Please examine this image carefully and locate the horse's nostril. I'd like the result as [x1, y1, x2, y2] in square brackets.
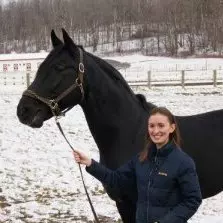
[17, 105, 29, 118]
[21, 106, 28, 114]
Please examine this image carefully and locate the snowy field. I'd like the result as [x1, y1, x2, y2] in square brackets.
[0, 55, 223, 223]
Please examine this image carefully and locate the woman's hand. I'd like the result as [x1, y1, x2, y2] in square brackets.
[73, 150, 92, 167]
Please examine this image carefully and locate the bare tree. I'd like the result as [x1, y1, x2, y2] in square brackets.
[1, 0, 223, 55]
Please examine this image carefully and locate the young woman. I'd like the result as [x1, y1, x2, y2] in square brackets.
[73, 107, 202, 223]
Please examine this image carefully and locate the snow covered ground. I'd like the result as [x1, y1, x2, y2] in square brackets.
[0, 55, 223, 222]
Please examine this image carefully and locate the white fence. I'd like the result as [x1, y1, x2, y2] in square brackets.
[126, 69, 223, 88]
[0, 72, 36, 88]
[0, 54, 44, 88]
[0, 69, 223, 88]
[1, 54, 223, 88]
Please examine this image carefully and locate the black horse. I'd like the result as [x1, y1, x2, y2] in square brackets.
[17, 29, 223, 222]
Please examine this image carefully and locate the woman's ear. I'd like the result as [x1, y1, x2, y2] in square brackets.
[170, 123, 176, 133]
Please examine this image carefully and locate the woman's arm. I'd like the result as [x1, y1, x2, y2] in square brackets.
[73, 150, 136, 190]
[158, 156, 202, 223]
[86, 158, 136, 190]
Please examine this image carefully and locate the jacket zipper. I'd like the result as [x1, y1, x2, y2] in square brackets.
[147, 150, 158, 222]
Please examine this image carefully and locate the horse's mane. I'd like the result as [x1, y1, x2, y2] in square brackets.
[82, 48, 157, 112]
[84, 50, 135, 95]
[135, 94, 156, 112]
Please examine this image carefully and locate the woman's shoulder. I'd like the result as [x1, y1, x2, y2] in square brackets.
[173, 147, 196, 170]
[124, 154, 140, 166]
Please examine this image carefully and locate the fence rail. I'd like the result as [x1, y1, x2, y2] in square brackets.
[127, 69, 223, 88]
[0, 69, 223, 88]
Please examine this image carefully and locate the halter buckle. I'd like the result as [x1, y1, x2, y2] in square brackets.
[49, 100, 58, 110]
[75, 78, 82, 86]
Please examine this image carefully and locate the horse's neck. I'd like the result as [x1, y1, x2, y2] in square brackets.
[82, 54, 141, 120]
[80, 55, 150, 167]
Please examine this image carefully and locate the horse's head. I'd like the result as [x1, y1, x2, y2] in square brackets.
[17, 29, 86, 128]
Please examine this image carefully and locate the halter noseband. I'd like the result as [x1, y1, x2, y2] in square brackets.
[23, 48, 85, 118]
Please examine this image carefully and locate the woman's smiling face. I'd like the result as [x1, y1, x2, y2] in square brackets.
[148, 113, 176, 149]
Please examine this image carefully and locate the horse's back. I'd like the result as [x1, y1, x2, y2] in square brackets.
[176, 109, 223, 198]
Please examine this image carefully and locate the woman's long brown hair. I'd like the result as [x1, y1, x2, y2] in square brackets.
[139, 107, 181, 162]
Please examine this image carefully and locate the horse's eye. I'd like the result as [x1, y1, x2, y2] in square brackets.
[55, 63, 66, 71]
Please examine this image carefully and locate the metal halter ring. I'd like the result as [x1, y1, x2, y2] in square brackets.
[79, 63, 85, 73]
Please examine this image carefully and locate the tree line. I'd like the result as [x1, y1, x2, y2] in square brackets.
[1, 0, 223, 56]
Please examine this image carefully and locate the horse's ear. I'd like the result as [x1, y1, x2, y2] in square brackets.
[62, 29, 77, 47]
[51, 30, 63, 48]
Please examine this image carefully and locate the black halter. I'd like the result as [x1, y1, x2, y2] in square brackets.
[23, 47, 85, 118]
[22, 47, 100, 222]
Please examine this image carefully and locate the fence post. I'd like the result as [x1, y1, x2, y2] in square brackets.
[181, 70, 185, 88]
[148, 71, 151, 89]
[213, 70, 217, 87]
[26, 73, 30, 88]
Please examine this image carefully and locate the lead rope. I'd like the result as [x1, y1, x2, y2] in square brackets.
[23, 47, 99, 221]
[55, 118, 100, 223]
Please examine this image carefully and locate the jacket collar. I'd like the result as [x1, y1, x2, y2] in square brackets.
[149, 140, 176, 158]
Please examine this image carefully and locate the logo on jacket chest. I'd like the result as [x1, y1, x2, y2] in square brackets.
[158, 171, 168, 176]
